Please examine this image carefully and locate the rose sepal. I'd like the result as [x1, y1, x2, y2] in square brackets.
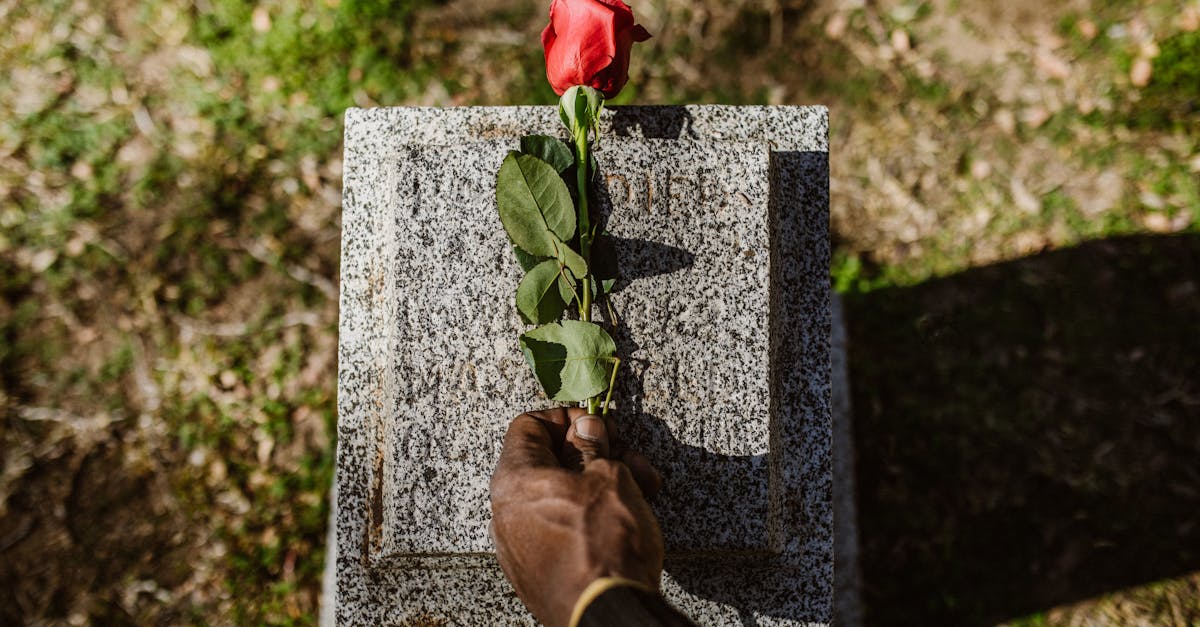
[558, 85, 604, 145]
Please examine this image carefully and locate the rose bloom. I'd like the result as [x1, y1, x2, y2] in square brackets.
[541, 0, 652, 98]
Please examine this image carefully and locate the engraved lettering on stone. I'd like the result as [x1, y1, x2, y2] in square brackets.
[605, 172, 632, 205]
[645, 168, 656, 214]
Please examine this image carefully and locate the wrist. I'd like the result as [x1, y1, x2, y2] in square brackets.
[568, 576, 653, 627]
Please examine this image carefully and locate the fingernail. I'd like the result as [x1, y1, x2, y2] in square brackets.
[574, 415, 604, 442]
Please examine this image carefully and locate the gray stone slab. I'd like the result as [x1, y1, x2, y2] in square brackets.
[344, 105, 828, 154]
[336, 105, 831, 626]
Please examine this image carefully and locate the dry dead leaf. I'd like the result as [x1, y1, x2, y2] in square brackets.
[1181, 6, 1200, 32]
[1130, 57, 1152, 87]
[1035, 50, 1071, 80]
[30, 249, 58, 273]
[1078, 19, 1098, 40]
[825, 12, 848, 40]
[1011, 178, 1041, 215]
[252, 7, 271, 33]
[994, 108, 1016, 135]
[1143, 212, 1172, 233]
[1021, 106, 1051, 129]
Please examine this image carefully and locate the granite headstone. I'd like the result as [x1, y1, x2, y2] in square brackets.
[336, 106, 831, 625]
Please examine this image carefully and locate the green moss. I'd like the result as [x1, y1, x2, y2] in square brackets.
[193, 0, 436, 117]
[1123, 30, 1200, 131]
[99, 341, 134, 382]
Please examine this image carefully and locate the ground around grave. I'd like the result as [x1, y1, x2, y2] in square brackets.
[1, 0, 1197, 624]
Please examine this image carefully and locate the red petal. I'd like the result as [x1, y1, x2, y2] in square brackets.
[542, 0, 649, 97]
[568, 0, 620, 80]
[593, 0, 635, 29]
[541, 23, 564, 94]
[592, 0, 634, 17]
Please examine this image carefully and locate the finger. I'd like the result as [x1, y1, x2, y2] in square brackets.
[521, 407, 582, 449]
[592, 419, 657, 498]
[563, 414, 610, 469]
[492, 414, 561, 486]
[582, 457, 656, 518]
[619, 449, 662, 500]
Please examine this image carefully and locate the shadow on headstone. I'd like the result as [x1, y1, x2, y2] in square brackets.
[590, 175, 697, 291]
[846, 233, 1200, 625]
[609, 106, 698, 140]
[604, 236, 696, 290]
[604, 347, 815, 626]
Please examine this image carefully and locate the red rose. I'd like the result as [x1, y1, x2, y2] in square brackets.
[541, 0, 652, 98]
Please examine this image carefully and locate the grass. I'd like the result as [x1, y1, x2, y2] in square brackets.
[1, 0, 1198, 624]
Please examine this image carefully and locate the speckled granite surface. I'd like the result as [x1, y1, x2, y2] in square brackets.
[336, 106, 831, 626]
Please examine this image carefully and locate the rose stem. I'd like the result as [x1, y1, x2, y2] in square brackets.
[575, 131, 593, 322]
[574, 124, 602, 415]
[601, 357, 621, 416]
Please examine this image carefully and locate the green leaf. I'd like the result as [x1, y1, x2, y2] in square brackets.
[557, 274, 577, 305]
[512, 245, 544, 273]
[516, 260, 571, 325]
[496, 152, 576, 257]
[519, 320, 616, 401]
[556, 243, 588, 279]
[592, 278, 617, 299]
[513, 241, 581, 286]
[520, 135, 573, 173]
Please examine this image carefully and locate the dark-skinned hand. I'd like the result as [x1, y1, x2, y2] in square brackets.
[489, 408, 664, 627]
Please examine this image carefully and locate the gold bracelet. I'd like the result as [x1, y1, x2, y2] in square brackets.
[567, 577, 653, 627]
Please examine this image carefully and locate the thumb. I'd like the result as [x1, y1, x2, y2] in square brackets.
[564, 414, 610, 468]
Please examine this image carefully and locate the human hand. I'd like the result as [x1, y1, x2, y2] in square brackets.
[489, 408, 664, 627]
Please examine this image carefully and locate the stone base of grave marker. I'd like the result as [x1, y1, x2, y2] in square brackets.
[335, 106, 831, 626]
